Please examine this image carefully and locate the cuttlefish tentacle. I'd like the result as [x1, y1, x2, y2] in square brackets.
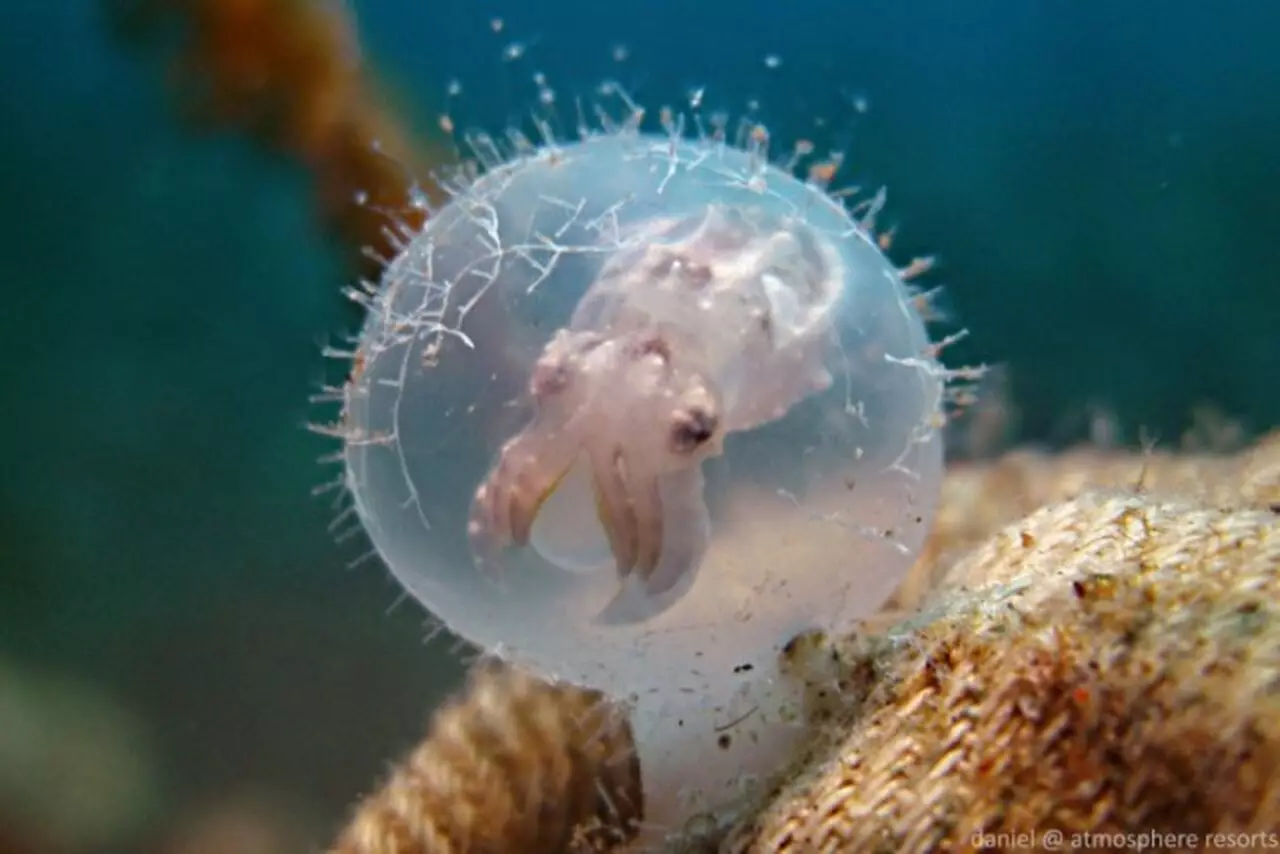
[595, 466, 711, 624]
[631, 468, 665, 579]
[598, 448, 664, 582]
[587, 442, 638, 573]
[588, 444, 703, 593]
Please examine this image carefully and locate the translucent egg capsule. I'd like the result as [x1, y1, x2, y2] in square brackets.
[339, 102, 949, 842]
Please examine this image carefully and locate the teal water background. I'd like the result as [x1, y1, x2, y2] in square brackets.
[0, 0, 1276, 849]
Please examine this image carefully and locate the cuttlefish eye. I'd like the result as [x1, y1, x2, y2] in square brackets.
[669, 406, 718, 453]
[646, 247, 715, 291]
[631, 334, 672, 363]
[529, 358, 572, 398]
[529, 330, 605, 398]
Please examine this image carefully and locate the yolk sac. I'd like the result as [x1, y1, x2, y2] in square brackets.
[339, 124, 948, 841]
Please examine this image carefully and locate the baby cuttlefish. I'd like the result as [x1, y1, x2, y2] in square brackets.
[468, 204, 844, 600]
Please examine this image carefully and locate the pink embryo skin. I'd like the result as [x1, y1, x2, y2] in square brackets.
[467, 203, 850, 617]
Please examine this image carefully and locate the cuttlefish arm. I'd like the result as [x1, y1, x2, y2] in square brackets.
[593, 465, 712, 625]
[468, 329, 605, 576]
[585, 353, 722, 594]
[647, 465, 712, 596]
[585, 442, 642, 575]
[467, 407, 586, 575]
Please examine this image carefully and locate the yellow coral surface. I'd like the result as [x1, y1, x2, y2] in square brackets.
[728, 493, 1280, 853]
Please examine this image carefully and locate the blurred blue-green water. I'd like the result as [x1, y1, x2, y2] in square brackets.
[0, 0, 1277, 849]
